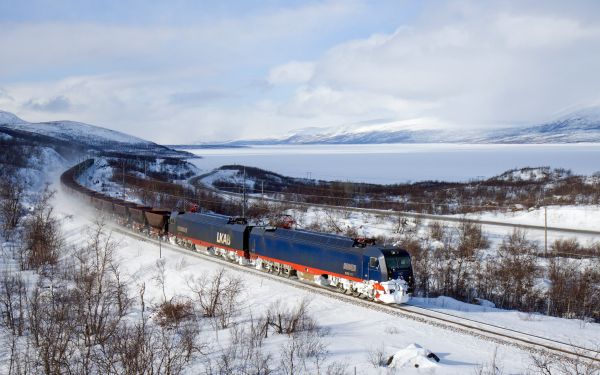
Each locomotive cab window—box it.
[369,257,379,268]
[384,255,411,269]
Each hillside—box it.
[0,110,190,158]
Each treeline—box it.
[209,165,600,214]
[404,222,600,322]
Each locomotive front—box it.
[367,247,413,304]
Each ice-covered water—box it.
[181,143,600,183]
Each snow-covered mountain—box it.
[214,107,600,145]
[0,110,188,157]
[482,107,600,143]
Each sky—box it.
[1,0,600,144]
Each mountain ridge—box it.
[200,107,600,145]
[0,110,190,158]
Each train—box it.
[61,159,413,304]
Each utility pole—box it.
[122,159,125,198]
[544,206,548,256]
[242,167,247,218]
[261,180,264,199]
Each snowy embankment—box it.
[52,187,537,374]
[463,205,600,232]
[411,296,600,352]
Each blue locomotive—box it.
[169,212,413,304]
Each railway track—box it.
[197,183,600,237]
[106,219,600,365]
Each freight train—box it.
[61,159,413,304]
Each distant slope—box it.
[482,107,600,143]
[0,110,190,158]
[206,107,600,145]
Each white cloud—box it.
[267,61,315,85]
[272,4,600,129]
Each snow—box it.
[496,167,569,182]
[200,167,256,190]
[410,296,600,351]
[199,168,239,186]
[0,110,26,125]
[0,110,181,156]
[2,120,149,145]
[387,343,440,370]
[464,205,600,232]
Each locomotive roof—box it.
[252,226,382,255]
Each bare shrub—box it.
[22,187,62,270]
[208,319,273,375]
[187,268,243,329]
[0,177,25,239]
[550,238,580,256]
[366,343,387,368]
[473,347,503,375]
[28,278,78,374]
[325,361,348,375]
[0,271,27,336]
[156,297,194,327]
[98,283,201,375]
[280,329,328,375]
[428,221,446,242]
[529,349,600,375]
[153,258,168,302]
[489,229,540,311]
[266,298,318,335]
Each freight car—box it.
[61,159,413,304]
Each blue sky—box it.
[1,1,599,143]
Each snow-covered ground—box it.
[411,296,600,351]
[47,179,600,374]
[463,205,600,233]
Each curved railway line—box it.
[61,161,600,367]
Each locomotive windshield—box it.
[381,249,412,281]
[384,255,411,269]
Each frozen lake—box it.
[180,143,600,184]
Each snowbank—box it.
[388,343,440,370]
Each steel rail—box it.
[197,183,600,237]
